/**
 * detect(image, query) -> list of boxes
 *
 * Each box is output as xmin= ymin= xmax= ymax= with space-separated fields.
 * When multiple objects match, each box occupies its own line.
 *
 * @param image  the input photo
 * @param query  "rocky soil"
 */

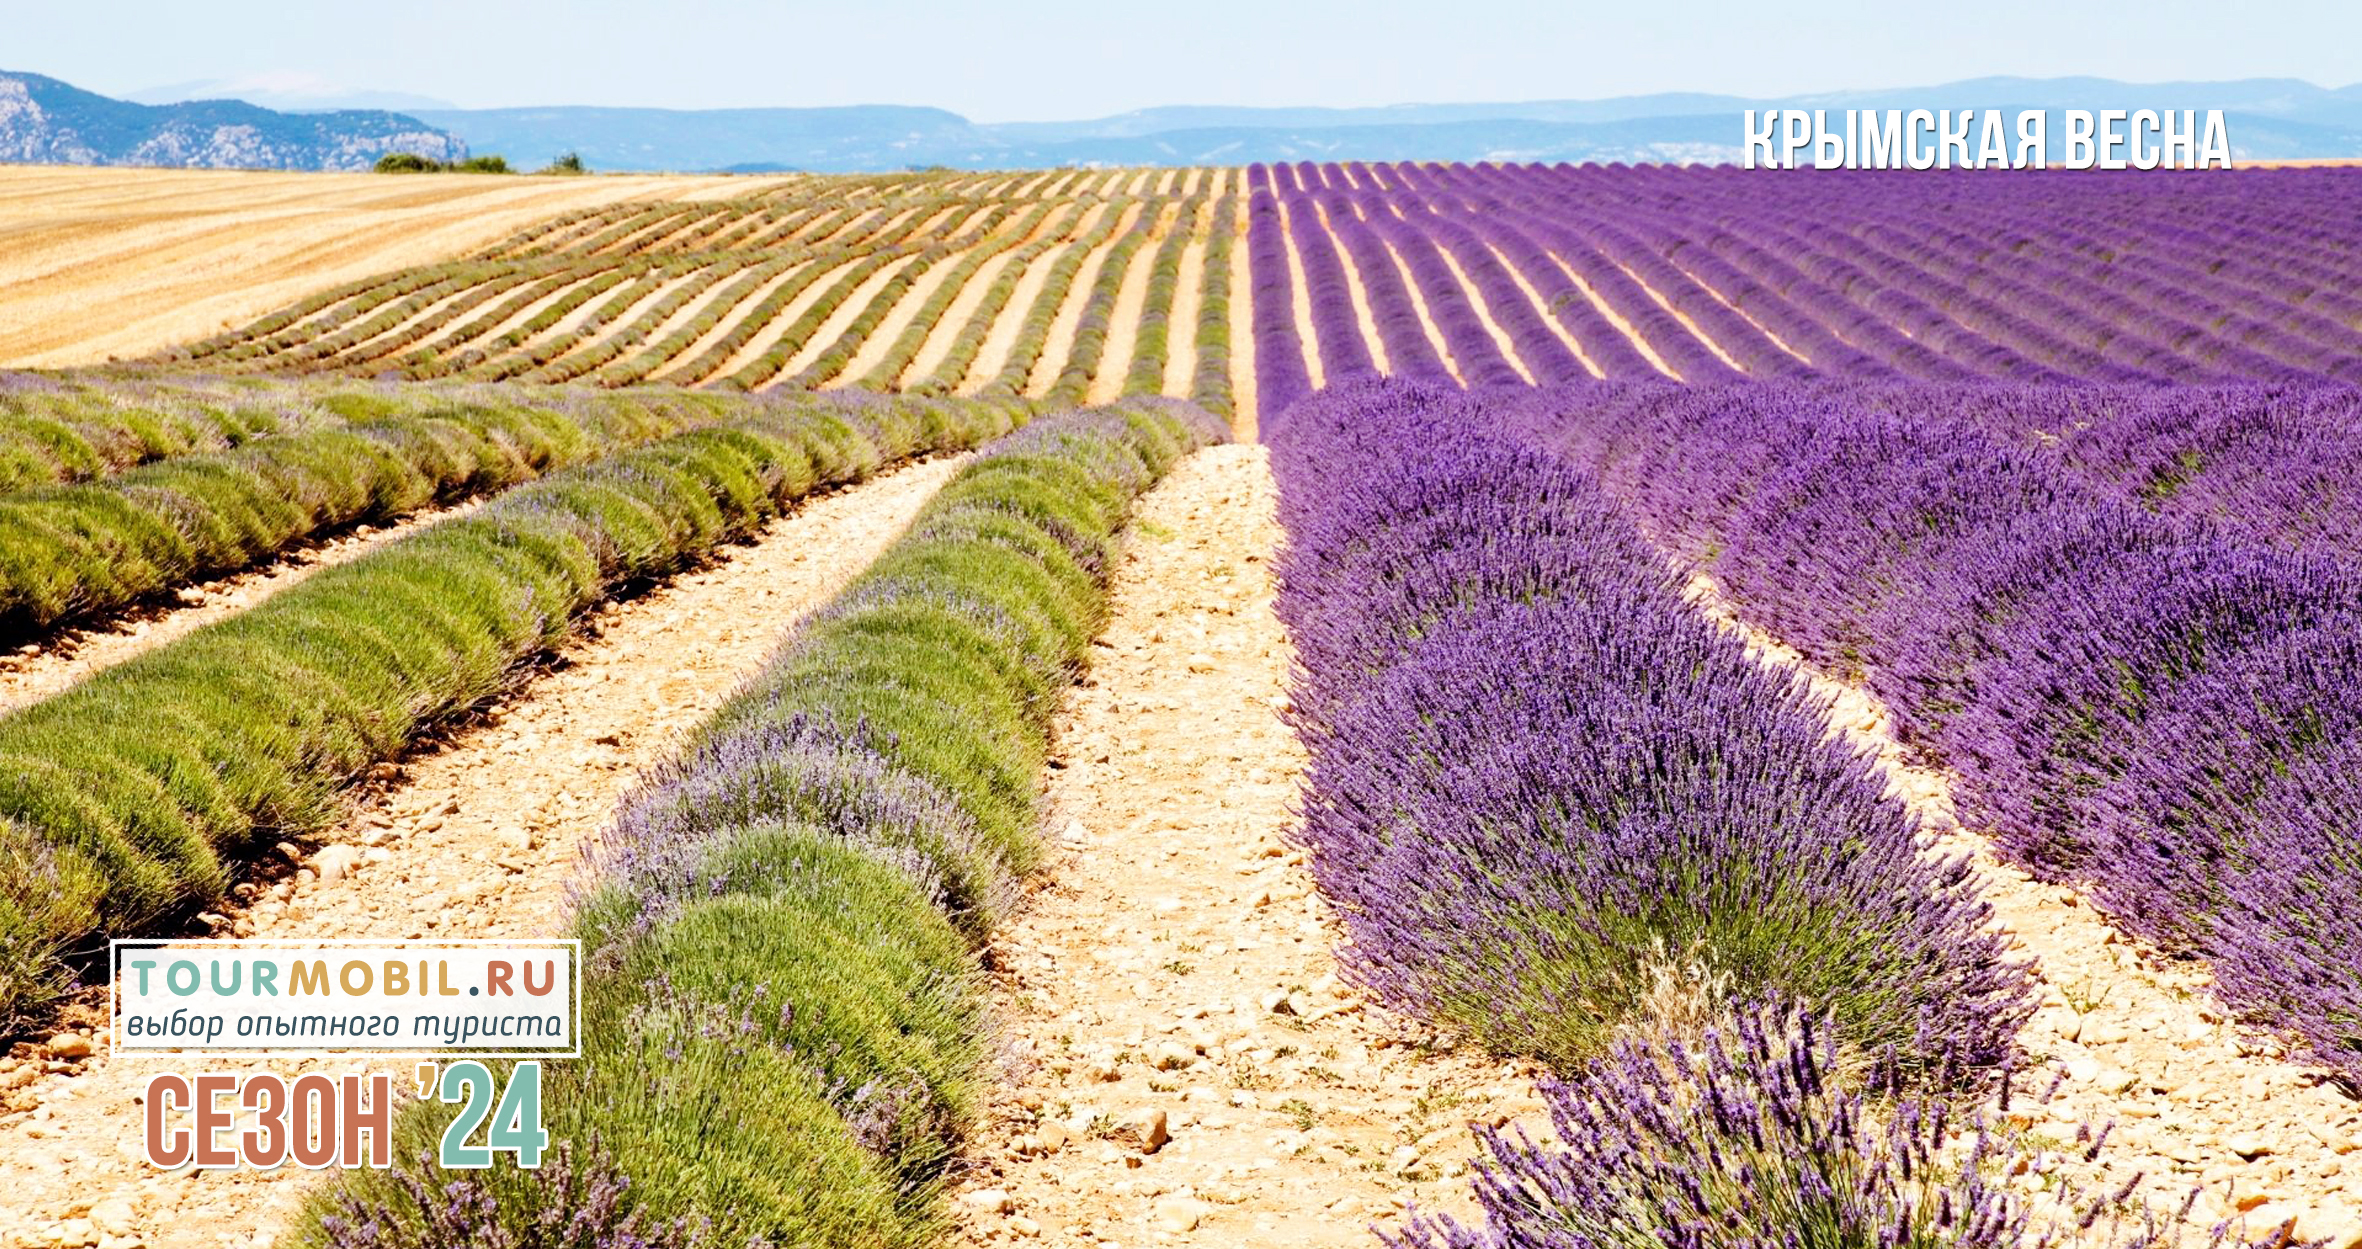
xmin=951 ymin=446 xmax=1537 ymax=1248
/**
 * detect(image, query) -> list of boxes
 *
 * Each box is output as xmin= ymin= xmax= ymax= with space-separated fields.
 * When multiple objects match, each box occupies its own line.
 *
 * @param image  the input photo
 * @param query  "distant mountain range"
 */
xmin=0 ymin=71 xmax=464 ymax=171
xmin=413 ymin=77 xmax=2362 ymax=170
xmin=11 ymin=69 xmax=2362 ymax=174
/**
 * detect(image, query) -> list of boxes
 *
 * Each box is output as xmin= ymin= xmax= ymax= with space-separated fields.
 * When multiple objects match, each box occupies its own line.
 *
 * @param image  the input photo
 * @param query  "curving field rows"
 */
xmin=173 ymin=168 xmax=1248 ymax=421
xmin=11 ymin=161 xmax=2362 ymax=1248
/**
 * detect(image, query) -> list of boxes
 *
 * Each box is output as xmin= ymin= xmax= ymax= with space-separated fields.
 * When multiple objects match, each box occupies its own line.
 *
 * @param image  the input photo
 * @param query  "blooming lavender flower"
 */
xmin=0 ymin=371 xmax=65 ymax=395
xmin=598 ymin=715 xmax=994 ymax=939
xmin=2210 ymin=736 xmax=2362 ymax=1093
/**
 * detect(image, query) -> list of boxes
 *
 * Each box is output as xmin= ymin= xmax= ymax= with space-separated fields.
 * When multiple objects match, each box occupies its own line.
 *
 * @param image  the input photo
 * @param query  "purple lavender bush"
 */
xmin=2211 ymin=736 xmax=2362 ymax=1088
xmin=1834 ymin=383 xmax=2362 ymax=563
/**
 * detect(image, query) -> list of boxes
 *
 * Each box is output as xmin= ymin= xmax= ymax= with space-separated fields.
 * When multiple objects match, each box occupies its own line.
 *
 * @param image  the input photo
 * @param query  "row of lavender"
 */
xmin=297 ymin=403 xmax=1224 ymax=1247
xmin=1431 ymin=161 xmax=2362 ymax=385
xmin=1514 ymin=380 xmax=2362 ymax=1090
xmin=1244 ymin=161 xmax=2362 ymax=390
xmin=1264 ymin=377 xmax=2026 ymax=1078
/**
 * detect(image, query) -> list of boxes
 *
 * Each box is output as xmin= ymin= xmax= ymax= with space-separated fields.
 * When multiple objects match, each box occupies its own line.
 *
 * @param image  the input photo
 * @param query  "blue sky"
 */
xmin=15 ymin=0 xmax=2360 ymax=119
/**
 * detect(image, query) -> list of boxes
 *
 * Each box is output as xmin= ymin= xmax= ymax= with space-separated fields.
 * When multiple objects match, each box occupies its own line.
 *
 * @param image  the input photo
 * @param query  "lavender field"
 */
xmin=1247 ymin=161 xmax=2362 ymax=403
xmin=7 ymin=158 xmax=2362 ymax=1248
xmin=1248 ymin=160 xmax=2362 ymax=1245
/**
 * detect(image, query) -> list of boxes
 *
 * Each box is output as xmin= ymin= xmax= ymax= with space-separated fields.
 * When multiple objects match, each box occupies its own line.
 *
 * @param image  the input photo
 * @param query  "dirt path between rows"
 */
xmin=1612 ymin=262 xmax=1750 ymax=374
xmin=414 ymin=271 xmax=608 ymax=367
xmin=0 ymin=500 xmax=483 ymax=716
xmin=1482 ymin=240 xmax=1603 ymax=378
xmin=1428 ymin=246 xmax=1535 ymax=384
xmin=701 ymin=252 xmax=892 ymax=387
xmin=1087 ymin=203 xmax=1175 ymax=404
xmin=1689 ymin=575 xmax=2362 ymax=1242
xmin=951 ymin=446 xmax=1535 ymax=1248
xmin=902 ymin=205 xmax=1080 ymax=390
xmin=527 ymin=268 xmax=711 ymax=379
xmin=1539 ymin=249 xmax=1679 ymax=380
xmin=601 ymin=266 xmax=752 ymax=374
xmin=1274 ymin=198 xmax=1327 ymax=395
xmin=832 ymin=242 xmax=981 ymax=386
xmin=646 ymin=260 xmax=828 ymax=387
xmin=1366 ymin=220 xmax=1456 ymax=384
xmin=1663 ymin=261 xmax=1812 ymax=365
xmin=764 ymin=253 xmax=924 ymax=386
xmin=327 ymin=279 xmax=506 ymax=367
xmin=0 ymin=456 xmax=966 ymax=1249
xmin=1313 ymin=202 xmax=1393 ymax=376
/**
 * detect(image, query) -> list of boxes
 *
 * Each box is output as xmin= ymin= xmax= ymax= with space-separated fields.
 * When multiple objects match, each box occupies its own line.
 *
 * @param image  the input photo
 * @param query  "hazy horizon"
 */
xmin=14 ymin=0 xmax=2361 ymax=122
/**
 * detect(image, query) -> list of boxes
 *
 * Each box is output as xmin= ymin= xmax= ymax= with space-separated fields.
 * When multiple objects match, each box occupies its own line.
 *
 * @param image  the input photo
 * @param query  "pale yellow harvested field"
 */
xmin=0 ymin=165 xmax=784 ymax=367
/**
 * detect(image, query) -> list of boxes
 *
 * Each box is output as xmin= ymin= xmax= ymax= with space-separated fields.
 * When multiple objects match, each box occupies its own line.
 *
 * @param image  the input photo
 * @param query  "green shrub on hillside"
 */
xmin=374 ymin=152 xmax=512 ymax=174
